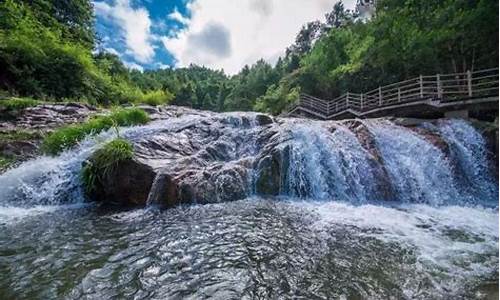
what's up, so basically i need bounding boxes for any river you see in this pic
[0,113,498,299]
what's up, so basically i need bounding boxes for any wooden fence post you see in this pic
[378,87,382,106]
[346,92,350,108]
[397,87,401,102]
[436,74,442,99]
[360,93,364,110]
[419,75,424,98]
[467,70,472,97]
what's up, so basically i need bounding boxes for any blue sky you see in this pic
[93,0,357,74]
[94,0,188,70]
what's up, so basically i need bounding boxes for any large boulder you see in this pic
[85,111,269,206]
[254,146,290,195]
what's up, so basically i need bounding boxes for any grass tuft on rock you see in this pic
[81,138,134,193]
[41,107,149,155]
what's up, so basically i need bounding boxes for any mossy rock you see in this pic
[82,138,155,206]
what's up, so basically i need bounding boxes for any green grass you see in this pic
[0,97,41,111]
[81,138,134,193]
[41,107,149,155]
[0,154,15,172]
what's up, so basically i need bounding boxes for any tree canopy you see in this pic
[0,0,497,114]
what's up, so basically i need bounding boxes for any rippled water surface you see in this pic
[0,198,497,299]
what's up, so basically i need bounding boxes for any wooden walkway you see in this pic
[288,68,499,120]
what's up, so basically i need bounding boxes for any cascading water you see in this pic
[0,114,497,207]
[435,119,498,203]
[277,121,376,201]
[0,111,498,299]
[364,119,463,205]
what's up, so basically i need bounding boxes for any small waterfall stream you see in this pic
[365,119,461,205]
[279,122,376,201]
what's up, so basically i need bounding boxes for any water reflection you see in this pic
[0,198,497,299]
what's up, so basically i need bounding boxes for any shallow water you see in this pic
[0,198,497,299]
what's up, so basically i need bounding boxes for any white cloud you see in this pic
[156,63,171,69]
[124,61,144,71]
[104,47,120,56]
[94,0,155,64]
[168,8,190,25]
[162,0,357,74]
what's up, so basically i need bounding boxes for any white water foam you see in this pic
[294,200,499,295]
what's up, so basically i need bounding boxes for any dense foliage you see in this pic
[252,0,499,113]
[0,0,169,105]
[0,0,498,114]
[129,0,498,114]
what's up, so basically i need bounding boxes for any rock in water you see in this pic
[87,159,156,206]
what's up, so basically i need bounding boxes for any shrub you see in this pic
[137,90,174,106]
[110,107,149,126]
[81,138,133,193]
[41,107,149,155]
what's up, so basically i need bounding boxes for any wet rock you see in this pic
[78,111,498,207]
[87,159,156,206]
[86,112,274,206]
[136,105,159,115]
[255,114,274,126]
[342,119,395,201]
[471,118,498,161]
[0,103,99,172]
[342,120,381,162]
[254,146,290,195]
[0,140,38,158]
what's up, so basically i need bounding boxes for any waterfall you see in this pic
[436,119,498,204]
[0,113,497,210]
[279,121,376,202]
[364,120,462,205]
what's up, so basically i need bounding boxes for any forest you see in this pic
[0,0,498,115]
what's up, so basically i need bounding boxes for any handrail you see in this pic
[290,67,499,119]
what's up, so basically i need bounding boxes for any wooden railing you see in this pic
[290,68,499,119]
